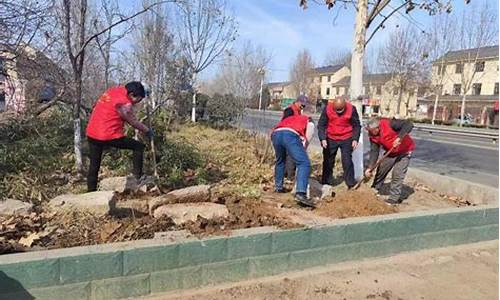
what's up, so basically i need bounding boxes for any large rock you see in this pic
[149,185,211,214]
[290,179,324,199]
[153,202,229,224]
[0,199,33,216]
[99,176,154,193]
[49,191,116,215]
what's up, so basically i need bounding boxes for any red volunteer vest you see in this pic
[284,103,302,117]
[86,86,132,141]
[326,102,353,141]
[273,115,309,139]
[494,100,499,112]
[369,118,415,156]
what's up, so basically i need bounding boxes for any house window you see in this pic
[472,83,482,95]
[318,88,321,96]
[455,63,463,74]
[494,83,499,95]
[376,86,382,95]
[365,86,370,95]
[336,87,339,95]
[327,75,331,82]
[475,61,485,72]
[453,84,461,95]
[326,87,330,96]
[344,87,349,95]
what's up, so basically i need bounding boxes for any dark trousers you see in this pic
[321,138,355,188]
[87,136,145,192]
[371,153,411,202]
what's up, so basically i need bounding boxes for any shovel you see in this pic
[353,146,395,190]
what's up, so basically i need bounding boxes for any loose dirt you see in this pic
[143,241,499,300]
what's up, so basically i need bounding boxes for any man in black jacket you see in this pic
[317,98,361,188]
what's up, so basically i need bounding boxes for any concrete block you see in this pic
[153,203,229,224]
[201,259,250,285]
[0,199,33,216]
[49,191,116,216]
[407,168,499,205]
[90,273,150,300]
[0,259,59,290]
[149,185,211,213]
[178,238,227,268]
[179,266,202,289]
[123,244,179,275]
[0,282,90,300]
[249,253,290,277]
[28,282,90,300]
[311,225,346,248]
[99,176,147,193]
[271,228,312,254]
[150,269,181,294]
[60,252,123,284]
[227,233,272,260]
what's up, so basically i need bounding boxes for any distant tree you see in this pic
[323,48,351,66]
[289,49,317,99]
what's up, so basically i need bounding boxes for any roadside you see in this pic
[143,240,499,300]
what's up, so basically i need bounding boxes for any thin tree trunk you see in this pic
[349,0,367,181]
[460,93,466,127]
[396,86,403,116]
[431,93,440,125]
[191,72,197,122]
[73,73,83,173]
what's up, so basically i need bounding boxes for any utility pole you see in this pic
[350,0,368,181]
[258,67,265,110]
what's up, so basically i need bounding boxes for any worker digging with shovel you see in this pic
[363,117,415,205]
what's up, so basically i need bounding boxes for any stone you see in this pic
[49,191,116,215]
[149,185,211,214]
[153,202,229,224]
[0,199,33,216]
[291,179,322,199]
[321,184,335,199]
[99,176,154,193]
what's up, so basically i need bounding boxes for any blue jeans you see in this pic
[271,130,311,194]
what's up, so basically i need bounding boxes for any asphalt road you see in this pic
[238,110,499,187]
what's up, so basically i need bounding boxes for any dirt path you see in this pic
[143,241,499,300]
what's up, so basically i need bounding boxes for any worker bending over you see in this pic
[282,96,308,181]
[318,98,361,189]
[364,117,415,205]
[271,96,315,207]
[86,81,153,192]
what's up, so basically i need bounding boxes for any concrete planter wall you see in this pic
[0,205,497,300]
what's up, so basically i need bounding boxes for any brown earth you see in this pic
[0,125,474,254]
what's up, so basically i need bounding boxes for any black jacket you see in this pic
[317,106,361,142]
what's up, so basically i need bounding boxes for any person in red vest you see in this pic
[317,98,361,189]
[281,96,307,120]
[272,96,315,207]
[86,81,153,192]
[282,95,308,180]
[364,117,415,205]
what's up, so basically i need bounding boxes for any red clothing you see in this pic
[86,86,132,141]
[369,118,415,156]
[274,115,309,138]
[287,103,302,116]
[494,100,499,112]
[325,102,353,141]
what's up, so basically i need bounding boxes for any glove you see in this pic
[146,128,154,139]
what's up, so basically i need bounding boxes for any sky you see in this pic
[226,0,498,82]
[118,0,498,83]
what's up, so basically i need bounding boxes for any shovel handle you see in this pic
[354,145,396,190]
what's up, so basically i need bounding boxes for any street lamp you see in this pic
[257,67,266,110]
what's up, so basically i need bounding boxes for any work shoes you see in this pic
[295,192,316,208]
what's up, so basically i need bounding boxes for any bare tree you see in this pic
[427,13,457,124]
[454,2,498,126]
[56,0,179,173]
[212,41,272,105]
[175,0,237,122]
[323,48,351,66]
[289,49,317,99]
[94,0,133,89]
[378,26,429,116]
